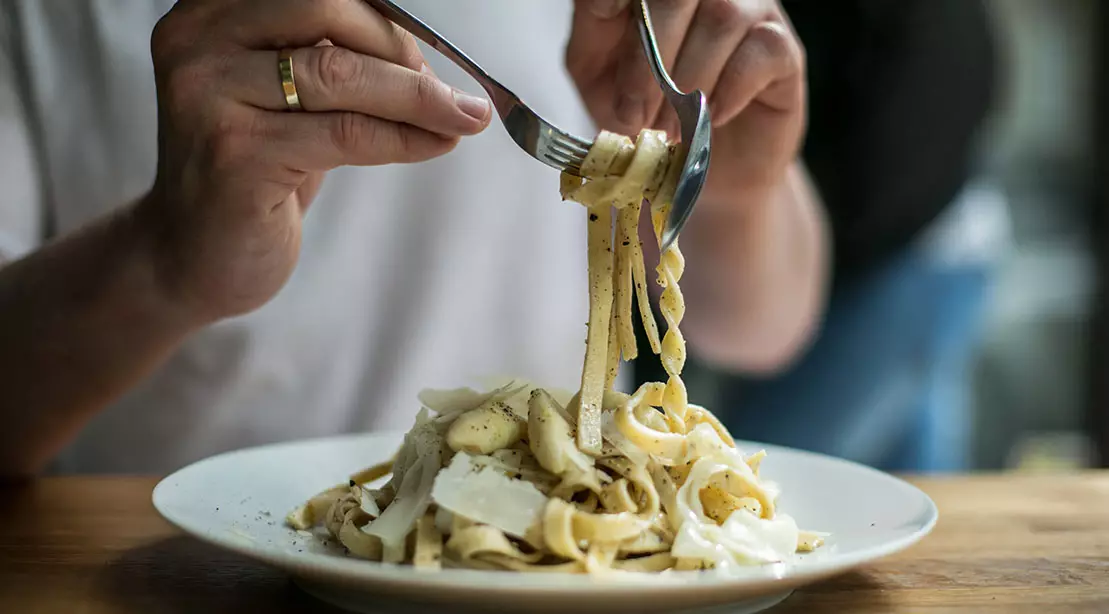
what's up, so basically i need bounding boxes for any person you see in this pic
[637,0,1007,471]
[0,0,826,475]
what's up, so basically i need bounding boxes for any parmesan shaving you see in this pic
[430,452,547,540]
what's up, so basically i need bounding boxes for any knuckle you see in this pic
[206,111,254,167]
[150,12,182,65]
[313,46,361,99]
[150,2,212,66]
[395,125,415,157]
[412,73,445,110]
[699,0,745,34]
[331,111,368,152]
[161,60,210,113]
[749,22,793,60]
[727,22,791,76]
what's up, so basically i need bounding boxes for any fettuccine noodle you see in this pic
[288,130,825,574]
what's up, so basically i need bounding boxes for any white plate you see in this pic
[153,432,936,614]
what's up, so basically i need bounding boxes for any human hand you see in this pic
[566,0,805,209]
[140,0,492,322]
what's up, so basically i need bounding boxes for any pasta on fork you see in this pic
[287,129,825,574]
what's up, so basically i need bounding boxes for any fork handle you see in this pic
[636,0,684,103]
[363,0,519,111]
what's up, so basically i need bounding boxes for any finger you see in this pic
[225,0,425,71]
[229,47,491,136]
[566,0,632,88]
[657,0,751,136]
[589,0,634,19]
[710,22,803,126]
[259,109,461,170]
[612,0,699,133]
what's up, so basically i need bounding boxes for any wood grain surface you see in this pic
[1,474,1108,613]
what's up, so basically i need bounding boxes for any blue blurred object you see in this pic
[714,188,1003,472]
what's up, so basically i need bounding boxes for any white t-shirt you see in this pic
[0,0,594,472]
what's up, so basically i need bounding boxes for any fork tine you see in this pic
[552,137,590,153]
[550,139,590,160]
[543,149,583,172]
[563,134,594,152]
[545,150,582,167]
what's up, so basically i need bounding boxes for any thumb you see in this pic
[566,0,632,86]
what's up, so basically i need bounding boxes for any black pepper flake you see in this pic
[349,479,356,487]
[622,241,630,246]
[589,213,598,221]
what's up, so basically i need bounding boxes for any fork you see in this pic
[363,0,592,175]
[364,0,709,250]
[634,0,712,251]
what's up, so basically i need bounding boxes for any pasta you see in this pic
[287,129,825,574]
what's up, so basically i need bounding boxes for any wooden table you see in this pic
[1,474,1108,613]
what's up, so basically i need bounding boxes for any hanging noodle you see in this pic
[287,129,826,574]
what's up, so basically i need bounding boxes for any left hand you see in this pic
[566,0,805,209]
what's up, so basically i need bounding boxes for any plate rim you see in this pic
[152,431,938,598]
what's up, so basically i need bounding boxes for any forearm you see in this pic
[0,199,198,476]
[679,162,829,373]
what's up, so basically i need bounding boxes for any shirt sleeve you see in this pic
[0,5,44,262]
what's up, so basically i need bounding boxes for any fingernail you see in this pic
[590,0,628,19]
[454,90,490,121]
[615,93,646,130]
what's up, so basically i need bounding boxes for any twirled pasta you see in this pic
[288,129,825,574]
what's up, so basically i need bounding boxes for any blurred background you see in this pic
[6,0,1104,474]
[970,0,1105,471]
[676,0,1109,473]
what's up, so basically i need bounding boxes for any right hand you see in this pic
[139,0,491,323]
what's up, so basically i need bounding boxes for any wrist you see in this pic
[126,192,216,332]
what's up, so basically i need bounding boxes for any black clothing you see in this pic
[783,0,997,281]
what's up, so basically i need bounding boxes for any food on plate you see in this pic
[287,130,826,574]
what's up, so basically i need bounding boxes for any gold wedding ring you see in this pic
[278,49,302,111]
